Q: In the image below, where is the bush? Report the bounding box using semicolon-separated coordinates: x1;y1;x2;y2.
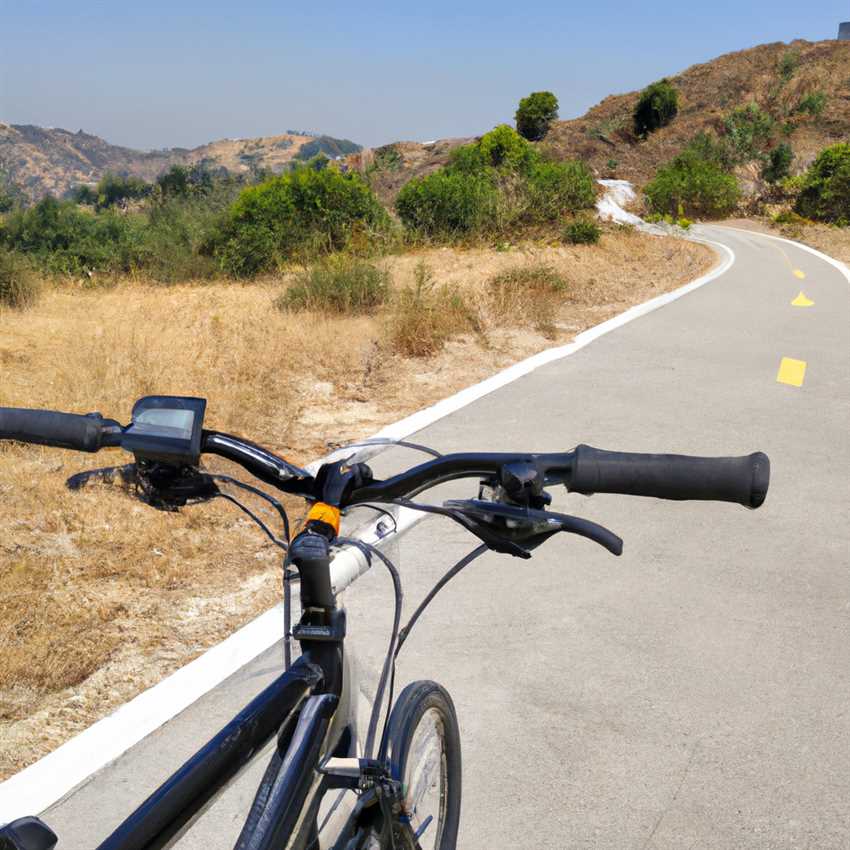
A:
276;256;389;314
645;150;741;218
515;91;559;142
684;132;734;171
762;143;794;184
0;196;142;274
795;143;850;224
94;173;152;209
778;49;799;83
634;79;679;137
395;170;498;237
398;127;593;237
795;92;827;118
212;166;389;277
0;246;39;309
388;261;478;356
562;217;601;244
525;160;595;222
723;103;775;163
476;125;537;173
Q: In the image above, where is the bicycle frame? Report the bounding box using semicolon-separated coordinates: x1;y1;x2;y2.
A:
94;511;409;850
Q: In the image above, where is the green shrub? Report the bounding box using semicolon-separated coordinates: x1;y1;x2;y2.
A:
723;103;775;163
476;125;537;173
645;150;741;218
795;91;827;118
94;173;152;209
684;132;734;171
634;79;679;137
395;170;498;237
562;217;601;244
212;166;388;277
795;143;850;224
778;49;799;83
0;246;39;309
276;256;389;313
525;160;595;222
398;127;592;237
762;143;794;184
0;196;142;274
515;91;559;142
136;198;221;282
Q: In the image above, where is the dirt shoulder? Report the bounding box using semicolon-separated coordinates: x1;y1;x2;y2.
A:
0;228;714;779
721;218;850;267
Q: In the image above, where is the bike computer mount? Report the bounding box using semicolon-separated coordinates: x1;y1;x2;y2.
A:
121;396;206;466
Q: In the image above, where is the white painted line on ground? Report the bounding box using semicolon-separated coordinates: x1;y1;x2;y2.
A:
1;233;735;821
717;224;850;285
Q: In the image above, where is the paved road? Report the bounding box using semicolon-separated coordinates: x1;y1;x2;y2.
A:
43;226;849;848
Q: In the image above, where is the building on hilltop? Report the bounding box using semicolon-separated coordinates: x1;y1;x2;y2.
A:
839;21;850;40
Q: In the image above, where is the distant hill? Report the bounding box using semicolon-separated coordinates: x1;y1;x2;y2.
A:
356;39;849;202
0;125;361;199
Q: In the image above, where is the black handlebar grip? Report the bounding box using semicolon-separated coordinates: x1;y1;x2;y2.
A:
0;407;106;453
570;445;770;508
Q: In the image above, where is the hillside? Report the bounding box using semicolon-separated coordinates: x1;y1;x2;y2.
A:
357;39;849;202
543;39;849;188
0;125;361;199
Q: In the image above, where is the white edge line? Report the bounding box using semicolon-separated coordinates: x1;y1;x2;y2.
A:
0;234;736;820
715;224;850;284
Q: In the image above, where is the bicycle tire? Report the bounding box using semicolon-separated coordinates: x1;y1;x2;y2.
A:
383;680;462;850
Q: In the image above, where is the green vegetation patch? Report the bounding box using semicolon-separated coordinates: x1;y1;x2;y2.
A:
276;256;390;314
515;91;559;142
395;125;594;239
562;217;601;245
795;143;850;225
634;79;679;137
645;147;740;219
0;246;39;309
212;166;389;277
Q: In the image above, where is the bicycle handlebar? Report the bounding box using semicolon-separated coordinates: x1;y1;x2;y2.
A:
568;444;770;509
0;404;770;510
0;407;120;453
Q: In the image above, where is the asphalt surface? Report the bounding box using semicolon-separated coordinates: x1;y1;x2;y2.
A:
42;226;850;848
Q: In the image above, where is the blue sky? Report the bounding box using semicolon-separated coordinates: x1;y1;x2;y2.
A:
1;1;846;150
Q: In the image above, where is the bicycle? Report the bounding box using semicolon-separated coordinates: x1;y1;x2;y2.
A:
0;395;770;850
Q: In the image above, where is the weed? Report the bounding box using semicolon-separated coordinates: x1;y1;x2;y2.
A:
387;261;479;356
488;263;568;337
276;256;390;314
562;218;601;245
0;247;39;309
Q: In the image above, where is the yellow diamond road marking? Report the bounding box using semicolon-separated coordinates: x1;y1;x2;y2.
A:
777;357;807;387
791;291;815;307
793;269;806;279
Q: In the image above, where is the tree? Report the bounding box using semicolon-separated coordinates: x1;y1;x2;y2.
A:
795;143;850;224
515;91;559;141
634;79;679;137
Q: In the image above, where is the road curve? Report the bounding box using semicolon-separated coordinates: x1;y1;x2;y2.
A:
40;225;850;848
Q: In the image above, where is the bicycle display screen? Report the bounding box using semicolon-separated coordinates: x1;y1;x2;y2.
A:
122;396;206;465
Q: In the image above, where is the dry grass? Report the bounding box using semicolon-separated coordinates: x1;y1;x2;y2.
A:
0;227;714;777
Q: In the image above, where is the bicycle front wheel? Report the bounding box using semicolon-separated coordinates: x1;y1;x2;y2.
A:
383;680;462;850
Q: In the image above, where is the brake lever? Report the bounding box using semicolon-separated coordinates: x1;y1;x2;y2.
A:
443;499;623;556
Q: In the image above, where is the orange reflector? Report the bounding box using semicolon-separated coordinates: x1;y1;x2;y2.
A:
305;502;341;534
